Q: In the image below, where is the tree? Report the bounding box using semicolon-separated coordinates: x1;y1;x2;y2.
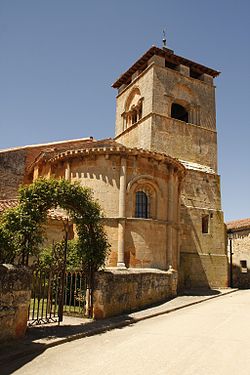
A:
0;178;110;273
0;225;15;263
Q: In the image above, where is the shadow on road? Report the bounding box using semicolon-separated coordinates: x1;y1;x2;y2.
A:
0;289;225;374
0;315;135;375
180;288;221;297
0;341;46;375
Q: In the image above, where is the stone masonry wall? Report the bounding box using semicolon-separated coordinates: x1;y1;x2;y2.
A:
151;115;218;172
93;268;177;319
179;169;228;288
115;62;217;171
0;264;32;342
38;151;182;271
153;64;216;131
230;228;250;288
114;58;227;289
0;149;27;199
0;138;93;200
115;67;154;136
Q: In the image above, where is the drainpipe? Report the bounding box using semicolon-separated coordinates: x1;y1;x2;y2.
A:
228;230;233;288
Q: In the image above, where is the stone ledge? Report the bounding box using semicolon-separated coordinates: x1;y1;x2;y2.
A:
0;264;32;292
103;267;176;275
93;268;178;319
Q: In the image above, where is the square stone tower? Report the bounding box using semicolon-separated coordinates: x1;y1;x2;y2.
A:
112;46;228;288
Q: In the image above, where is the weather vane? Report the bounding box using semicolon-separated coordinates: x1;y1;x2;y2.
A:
162;29;167;48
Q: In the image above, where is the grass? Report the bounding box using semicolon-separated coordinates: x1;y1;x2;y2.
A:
28;297;85;321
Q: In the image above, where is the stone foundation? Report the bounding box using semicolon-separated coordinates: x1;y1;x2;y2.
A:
0;264;32;342
93;268;177;319
179;253;228;289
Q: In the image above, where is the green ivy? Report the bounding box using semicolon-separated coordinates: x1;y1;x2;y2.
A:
0;178;110;272
38;240;81;271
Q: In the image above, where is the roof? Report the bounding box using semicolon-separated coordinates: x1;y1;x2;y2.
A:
0;199;69;221
0;137;93;154
32;138;186;175
0;199;17;211
227;218;250;231
112;46;220;89
28;138;123;169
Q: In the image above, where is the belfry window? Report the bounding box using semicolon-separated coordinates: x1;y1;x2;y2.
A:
171;103;189;123
123;89;143;129
131;109;138;124
138;101;142;120
135;191;149;218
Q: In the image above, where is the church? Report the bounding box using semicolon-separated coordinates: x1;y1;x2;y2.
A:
0;44;228;290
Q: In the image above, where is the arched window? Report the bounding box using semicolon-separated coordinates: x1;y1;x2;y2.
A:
131;108;137;124
123;89;143;128
171;103;188;123
138;99;142;120
135;191;149;218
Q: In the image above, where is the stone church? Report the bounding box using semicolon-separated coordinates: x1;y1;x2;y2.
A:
0;45;228;290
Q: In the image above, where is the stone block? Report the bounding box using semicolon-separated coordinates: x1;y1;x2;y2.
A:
176;64;190;77
0;264;32;342
93;268;177;319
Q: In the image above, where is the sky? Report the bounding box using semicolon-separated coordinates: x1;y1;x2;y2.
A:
0;0;249;222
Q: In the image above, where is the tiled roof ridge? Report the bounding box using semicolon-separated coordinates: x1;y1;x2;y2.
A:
0;199;18;211
0;137;94;154
112;45;220;89
0;198;18;202
227;217;250;230
26;138;101;172
44;141;186;174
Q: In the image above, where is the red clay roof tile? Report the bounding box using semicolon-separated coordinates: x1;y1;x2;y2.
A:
227;218;250;231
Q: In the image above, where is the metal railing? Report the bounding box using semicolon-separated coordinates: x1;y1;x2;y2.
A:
28;269;86;325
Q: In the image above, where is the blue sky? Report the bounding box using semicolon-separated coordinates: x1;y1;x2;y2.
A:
0;0;249;221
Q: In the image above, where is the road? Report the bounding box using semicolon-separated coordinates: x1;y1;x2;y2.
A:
6;290;250;375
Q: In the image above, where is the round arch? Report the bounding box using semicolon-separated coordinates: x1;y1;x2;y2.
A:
127;175;163;197
127;176;161;219
124;87;142;112
2;178;109;271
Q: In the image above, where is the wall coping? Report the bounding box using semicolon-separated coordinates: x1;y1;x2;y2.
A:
100;267;177;275
0;264;32;291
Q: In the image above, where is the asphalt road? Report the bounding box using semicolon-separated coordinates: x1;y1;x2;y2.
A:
6;290;250;375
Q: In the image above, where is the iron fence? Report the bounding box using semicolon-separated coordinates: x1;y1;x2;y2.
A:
28;269;87;325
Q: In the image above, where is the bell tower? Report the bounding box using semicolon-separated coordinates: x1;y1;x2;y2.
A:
112;46;228;289
113;45;219;171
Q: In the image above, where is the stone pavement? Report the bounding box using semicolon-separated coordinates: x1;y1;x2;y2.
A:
0;288;237;367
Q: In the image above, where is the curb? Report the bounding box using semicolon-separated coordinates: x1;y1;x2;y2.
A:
0;288;238;366
131;288;238;322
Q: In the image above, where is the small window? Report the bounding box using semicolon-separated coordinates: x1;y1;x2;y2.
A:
202;215;209;234
165;60;178;70
171;103;188;123
240;260;247;273
190;69;201;80
135;191;149;218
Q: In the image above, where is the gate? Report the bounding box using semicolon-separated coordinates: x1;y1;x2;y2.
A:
28;269;87;325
